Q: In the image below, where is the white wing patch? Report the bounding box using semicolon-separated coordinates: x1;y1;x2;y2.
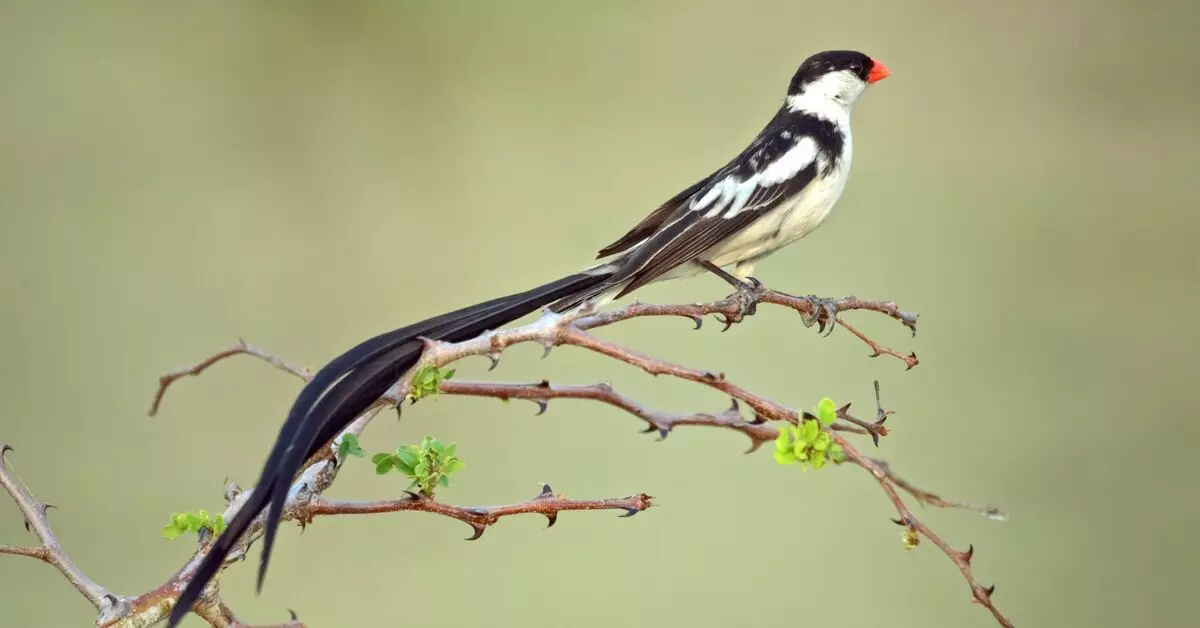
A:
759;137;819;185
688;138;819;220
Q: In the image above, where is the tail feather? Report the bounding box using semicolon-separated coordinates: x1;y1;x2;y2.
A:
167;270;611;628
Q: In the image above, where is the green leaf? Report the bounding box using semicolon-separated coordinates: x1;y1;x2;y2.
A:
443;369;456;380
828;443;846;464
162;524;184;540
212;515;226;535
812;432;831;452
810;450;827;470
375;458;395;475
773;449;798;465
442;443;457;458
371;452;392;465
414;461;429;478
438;475;450;488
793;442;809;461
774;427;792;453
394;460;416;477
817;397;838;426
800;419;820;443
395;447;419;468
443;458;465;474
428;439;445;455
337;433;366;459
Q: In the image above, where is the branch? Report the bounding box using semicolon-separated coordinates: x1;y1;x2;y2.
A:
303;484;653;541
0;445;131;624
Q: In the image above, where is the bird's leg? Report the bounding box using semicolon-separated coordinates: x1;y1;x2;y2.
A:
699;260;766;330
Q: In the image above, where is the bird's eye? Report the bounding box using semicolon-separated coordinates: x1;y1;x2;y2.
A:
849;63;862;73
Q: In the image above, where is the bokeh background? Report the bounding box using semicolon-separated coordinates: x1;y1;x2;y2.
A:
2;1;1198;626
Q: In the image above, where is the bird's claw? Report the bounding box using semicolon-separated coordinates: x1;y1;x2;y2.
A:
799;295;840;336
717;277;766;331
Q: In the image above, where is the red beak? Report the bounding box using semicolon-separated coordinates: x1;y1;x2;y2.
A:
866;58;890;84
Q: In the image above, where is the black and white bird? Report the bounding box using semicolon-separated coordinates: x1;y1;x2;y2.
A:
168;49;889;627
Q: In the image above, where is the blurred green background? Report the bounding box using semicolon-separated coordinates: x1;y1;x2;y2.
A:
2;1;1198;626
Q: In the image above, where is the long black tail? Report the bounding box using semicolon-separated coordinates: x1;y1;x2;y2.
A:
168;270;612;627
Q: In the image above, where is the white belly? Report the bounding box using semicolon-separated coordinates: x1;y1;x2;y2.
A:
703;157;851;269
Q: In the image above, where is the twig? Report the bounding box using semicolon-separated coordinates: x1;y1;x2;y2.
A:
148;340;313;416
835;316;919;370
303;484;654;541
852;448;1012;627
0;444;130;624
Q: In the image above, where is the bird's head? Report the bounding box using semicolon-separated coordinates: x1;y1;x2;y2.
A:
786;50;889;112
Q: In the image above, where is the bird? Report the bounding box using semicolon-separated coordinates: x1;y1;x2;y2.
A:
167;49;889;627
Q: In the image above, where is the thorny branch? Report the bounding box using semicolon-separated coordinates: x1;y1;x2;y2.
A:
303;484;654;541
2;288;1011;627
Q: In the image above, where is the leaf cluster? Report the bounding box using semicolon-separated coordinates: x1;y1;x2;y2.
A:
372;436;465;496
773;397;846;470
162;509;226;540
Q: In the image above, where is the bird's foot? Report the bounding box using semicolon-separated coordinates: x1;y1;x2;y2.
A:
797;294;840;336
717;276;767;331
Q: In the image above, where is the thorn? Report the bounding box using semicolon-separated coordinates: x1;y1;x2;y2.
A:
0;444;12;457
541;342;554;359
288;609;299;621
728;398;740;413
544;513;558;528
906;352;919;370
981;584;996;600
465;524;486;541
748;414;766;425
874;380;887;422
962;544;975;564
639;424;657;434
656;427;669;440
486;353;501;371
402;490;422;501
743;438;766;454
801;411;818;422
688;314;703;330
890;517;908;526
837;402;852;415
537;484;554;498
533;400;548;416
536;379;551;388
618;507;640;518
